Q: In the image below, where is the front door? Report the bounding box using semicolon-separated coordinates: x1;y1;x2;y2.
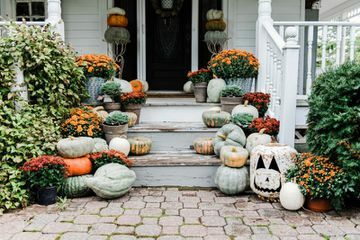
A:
146;0;192;90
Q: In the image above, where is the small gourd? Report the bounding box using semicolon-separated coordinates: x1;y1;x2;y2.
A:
193;138;214;155
109;137;130;156
232;101;259;120
213;123;247;156
183;81;194;93
64;157;92;177
62;175;93;198
220;146;249;168
107;7;126;16
206;9;223;21
130;80;143;92
246;128;273;153
205;20;226;31
124;112;138;127
207;78;226;103
214;165;249;195
92;106;109;121
128;137;152;155
107;15;129;27
85;163;136;199
57;137;94;159
279;182;305;210
202;109;231;128
141;80;149;92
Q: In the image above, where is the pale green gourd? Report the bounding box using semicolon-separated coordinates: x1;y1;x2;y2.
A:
92;138;108;153
231;101;259;120
207;78;226;103
62;175;93;198
213;123;246;156
57;137;94;158
214;165;249;195
85;163;136;199
183;81;194;93
202;110;231;128
114;78;133;93
245;129;272;153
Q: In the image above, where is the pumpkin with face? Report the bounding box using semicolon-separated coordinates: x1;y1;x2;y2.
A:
250;143;297;199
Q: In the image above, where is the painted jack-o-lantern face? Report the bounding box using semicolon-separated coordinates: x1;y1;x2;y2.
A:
250;144;297;199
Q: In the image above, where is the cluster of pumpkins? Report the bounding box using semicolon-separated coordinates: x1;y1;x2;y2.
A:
192;103;305;211
204;9;228;43
184;78;226;103
105;8;131;44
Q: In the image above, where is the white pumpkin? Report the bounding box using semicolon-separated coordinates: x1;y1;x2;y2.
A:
231;101;259;120
206;9;223;21
183;81;194;93
114;78;133;93
107;7;126;16
141;80;149;92
279;182;305;210
109;137;130;156
246;129;273;153
207;78;226;103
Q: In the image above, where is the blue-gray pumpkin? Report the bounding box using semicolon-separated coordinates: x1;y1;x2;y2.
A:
213;123;247;156
62;175;93;198
207;78;226;103
214;165;249;195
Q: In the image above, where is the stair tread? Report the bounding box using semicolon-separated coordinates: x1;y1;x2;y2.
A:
128;122;218;132
145;98;220;107
131;151;221;167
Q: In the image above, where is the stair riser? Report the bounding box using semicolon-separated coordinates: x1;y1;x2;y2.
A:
128;131;216;152
140;105;218;123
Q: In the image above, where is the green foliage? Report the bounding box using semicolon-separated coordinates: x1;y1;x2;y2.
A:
24;166;66;189
0;163;29;213
231;113;253;129
307;61;360;200
220;85;244;97
105;111;129;126
101;81;121;100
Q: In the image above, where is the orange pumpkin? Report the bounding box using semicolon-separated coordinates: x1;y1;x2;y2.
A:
64;156;92;176
130;80;143;92
107;15;128;27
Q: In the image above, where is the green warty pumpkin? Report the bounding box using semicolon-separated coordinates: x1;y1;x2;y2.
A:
213;123;246;156
202;110;231;128
62;175;93;198
128;137;152;155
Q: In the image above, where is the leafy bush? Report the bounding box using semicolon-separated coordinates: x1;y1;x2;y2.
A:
89;150;133;172
220;85;244;97
101;81;121;101
307;61;360;199
105;111;129;125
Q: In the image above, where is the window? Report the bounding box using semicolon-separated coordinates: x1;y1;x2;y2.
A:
15;0;46;21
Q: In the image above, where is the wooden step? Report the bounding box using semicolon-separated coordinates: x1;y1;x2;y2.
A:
128;122;217;152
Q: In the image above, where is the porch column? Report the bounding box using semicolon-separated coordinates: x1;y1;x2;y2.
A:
256;0;272;92
46;0;65;40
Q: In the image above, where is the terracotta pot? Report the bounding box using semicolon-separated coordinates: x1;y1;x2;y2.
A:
220;96;242;113
194;82;207;103
103;102;121;113
102;123;128;143
306;198;332;212
124;104;142;124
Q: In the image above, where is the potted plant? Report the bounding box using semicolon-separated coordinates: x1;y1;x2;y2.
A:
101;81;122;112
231;113;254;136
187;68;212;103
286;153;347;212
76;54;119;105
102;111;129;142
89;149;133;172
243;92;271;117
220;85;244;113
21;155;67;205
208;49;259;93
120;92;147;124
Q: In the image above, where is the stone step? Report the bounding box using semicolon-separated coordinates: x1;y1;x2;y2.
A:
128;122;217;152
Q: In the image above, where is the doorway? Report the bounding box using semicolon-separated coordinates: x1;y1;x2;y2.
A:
146;0;192;90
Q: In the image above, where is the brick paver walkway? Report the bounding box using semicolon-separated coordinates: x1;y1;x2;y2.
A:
1;187;359;240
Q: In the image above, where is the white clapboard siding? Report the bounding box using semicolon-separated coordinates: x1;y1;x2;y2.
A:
62;0;108;55
228;0;302;53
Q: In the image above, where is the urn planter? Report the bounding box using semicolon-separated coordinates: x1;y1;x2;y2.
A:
225;78;253;93
220;96;242;113
124;104;142;124
37;186;57;205
102;123;128;143
194;82;208;103
84;77;105;105
103;102;121;113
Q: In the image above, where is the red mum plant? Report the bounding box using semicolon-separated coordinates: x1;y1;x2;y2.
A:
243;92;271;117
120;92;147;106
187;68;212;84
89;150;133;172
249;116;280;136
21;155;68;189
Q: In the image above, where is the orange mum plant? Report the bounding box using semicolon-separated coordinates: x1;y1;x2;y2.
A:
208;49;259;79
120;92;147;106
61;106;103;137
76;54;119;79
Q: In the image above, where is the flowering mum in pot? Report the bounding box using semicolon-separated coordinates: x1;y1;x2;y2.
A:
120;92;147;123
248;116;280;137
21;155;68;205
187;68;212;103
243;92;271;117
89;149;133;172
286;153;348;211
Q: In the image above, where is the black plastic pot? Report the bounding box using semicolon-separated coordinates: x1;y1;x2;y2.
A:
37;186;57;205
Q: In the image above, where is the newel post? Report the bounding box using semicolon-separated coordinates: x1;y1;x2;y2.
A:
278;27;300;147
256;0;272;92
46;0;64;40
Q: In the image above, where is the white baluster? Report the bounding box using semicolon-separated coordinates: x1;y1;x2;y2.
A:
46;0;64;40
349;26;356;61
321;25;328;72
279;25;285;39
341;26;347;63
306;25;314;96
266;41;271;93
336;25;342;66
272;53;278;114
275;59;282;119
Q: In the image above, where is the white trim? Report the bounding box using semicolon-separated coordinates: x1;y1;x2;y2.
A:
222;0;229;49
137;0;146;81
191;0;199;71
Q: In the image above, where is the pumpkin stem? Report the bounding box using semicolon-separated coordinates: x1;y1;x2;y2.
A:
231;147;237;152
217;134;227;140
259;128;266;134
244;100;249;106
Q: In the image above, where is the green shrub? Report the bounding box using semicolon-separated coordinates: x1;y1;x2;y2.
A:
307;61;360;200
220;85;244;97
105;111;129;125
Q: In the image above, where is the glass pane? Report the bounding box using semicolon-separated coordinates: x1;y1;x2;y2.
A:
33;17;45;21
17;17;31;21
16;2;30;16
32;2;45;16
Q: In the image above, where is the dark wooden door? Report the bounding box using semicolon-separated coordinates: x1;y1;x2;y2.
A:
146;0;192;90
